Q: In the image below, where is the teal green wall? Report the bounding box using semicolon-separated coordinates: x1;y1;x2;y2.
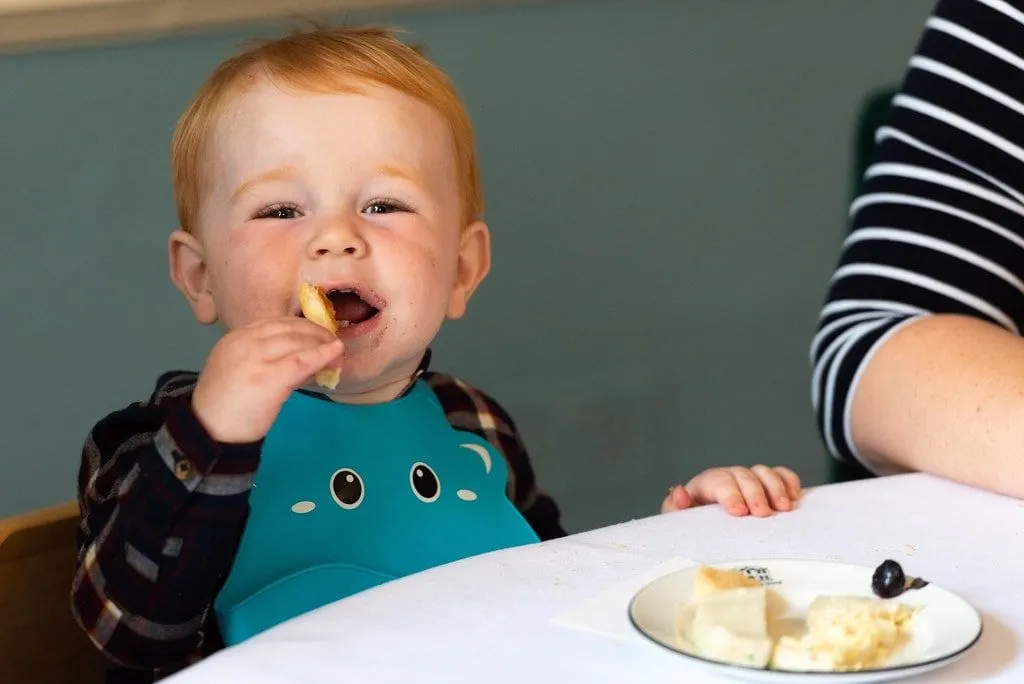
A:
0;0;935;531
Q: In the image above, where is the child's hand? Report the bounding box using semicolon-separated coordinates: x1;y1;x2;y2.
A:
661;466;801;517
192;317;343;443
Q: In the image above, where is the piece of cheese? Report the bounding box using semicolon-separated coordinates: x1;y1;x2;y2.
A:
692;565;762;600
690;587;774;668
770;596;918;672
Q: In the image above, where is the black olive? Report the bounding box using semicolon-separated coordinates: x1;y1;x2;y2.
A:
872;559;907;598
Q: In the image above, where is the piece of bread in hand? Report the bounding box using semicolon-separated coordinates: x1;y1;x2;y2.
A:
299;283;340;389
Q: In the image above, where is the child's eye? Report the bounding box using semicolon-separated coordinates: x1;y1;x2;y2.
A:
363;199;410;215
254;204;299;220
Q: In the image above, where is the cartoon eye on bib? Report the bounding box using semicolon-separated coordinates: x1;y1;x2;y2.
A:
330;468;365;509
409;462;440;503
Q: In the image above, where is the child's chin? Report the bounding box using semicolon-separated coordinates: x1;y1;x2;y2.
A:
325;358;410;397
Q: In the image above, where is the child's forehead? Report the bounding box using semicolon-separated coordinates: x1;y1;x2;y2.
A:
214;76;443;140
207;77;454;163
196;76;460;204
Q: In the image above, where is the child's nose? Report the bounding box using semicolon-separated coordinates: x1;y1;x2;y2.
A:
309;216;368;259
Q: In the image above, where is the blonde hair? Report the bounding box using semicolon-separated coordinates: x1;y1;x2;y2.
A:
171;25;483;233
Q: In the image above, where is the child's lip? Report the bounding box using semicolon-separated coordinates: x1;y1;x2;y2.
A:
335;310;383;338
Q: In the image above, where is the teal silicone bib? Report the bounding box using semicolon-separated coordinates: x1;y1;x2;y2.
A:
213;380;539;645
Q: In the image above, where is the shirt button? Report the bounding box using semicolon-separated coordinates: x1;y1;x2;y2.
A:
174;459;194;480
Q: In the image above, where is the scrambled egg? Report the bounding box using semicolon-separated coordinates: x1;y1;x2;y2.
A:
771;596;918;671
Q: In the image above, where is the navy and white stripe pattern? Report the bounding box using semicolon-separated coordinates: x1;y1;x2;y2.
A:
813;0;1024;471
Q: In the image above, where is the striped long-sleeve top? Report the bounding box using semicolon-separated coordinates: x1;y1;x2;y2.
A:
813;0;1024;476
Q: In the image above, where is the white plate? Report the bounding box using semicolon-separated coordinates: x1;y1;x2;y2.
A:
627;559;982;683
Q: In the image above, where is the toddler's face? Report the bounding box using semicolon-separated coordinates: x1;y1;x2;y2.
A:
171;77;488;399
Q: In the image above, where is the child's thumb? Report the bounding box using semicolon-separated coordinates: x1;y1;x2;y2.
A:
660;485;692;513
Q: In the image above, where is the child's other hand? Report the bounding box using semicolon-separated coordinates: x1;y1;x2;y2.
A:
192;317;343;444
660;466;801;517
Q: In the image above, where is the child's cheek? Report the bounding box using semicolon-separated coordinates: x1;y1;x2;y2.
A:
216;234;299;323
381;236;440;282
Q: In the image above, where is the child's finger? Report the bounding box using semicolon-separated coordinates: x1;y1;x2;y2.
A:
716;479;749;516
660;485;692;513
687;470;747;515
729;467;773;517
774;466;802;500
673;485;691;510
717;485;748;516
280;339;343;384
751;464;792;511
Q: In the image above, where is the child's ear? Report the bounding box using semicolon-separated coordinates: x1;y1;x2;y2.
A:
169;230;218;325
446;221;491;320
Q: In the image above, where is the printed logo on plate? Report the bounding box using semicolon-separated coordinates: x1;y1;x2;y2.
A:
735;566;780;586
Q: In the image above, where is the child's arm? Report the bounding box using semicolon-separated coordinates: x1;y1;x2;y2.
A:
661;465;802;517
72;373;261;671
425;372;567;540
494;414;566;541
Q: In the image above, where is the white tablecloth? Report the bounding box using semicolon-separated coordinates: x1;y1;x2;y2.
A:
167;473;1023;683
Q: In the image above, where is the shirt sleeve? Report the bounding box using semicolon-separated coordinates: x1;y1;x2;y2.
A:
72;372;262;671
425;372;568;540
812;0;1024;471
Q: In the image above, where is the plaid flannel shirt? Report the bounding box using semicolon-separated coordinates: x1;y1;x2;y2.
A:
72;358;565;682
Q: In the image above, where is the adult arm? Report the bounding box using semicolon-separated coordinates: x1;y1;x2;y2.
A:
813;0;1024;496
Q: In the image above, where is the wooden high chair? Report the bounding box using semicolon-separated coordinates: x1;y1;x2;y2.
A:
0;500;107;683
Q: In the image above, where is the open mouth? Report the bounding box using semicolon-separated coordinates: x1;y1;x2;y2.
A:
320;288;381;328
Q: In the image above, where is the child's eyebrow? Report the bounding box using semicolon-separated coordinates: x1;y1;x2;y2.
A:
377;164;422;184
230;164;300;204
